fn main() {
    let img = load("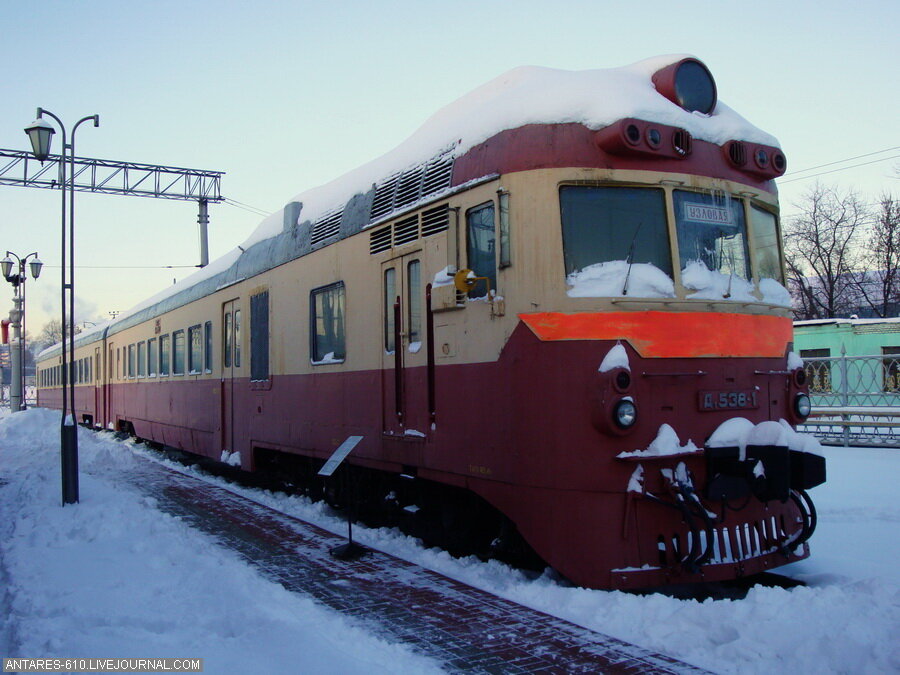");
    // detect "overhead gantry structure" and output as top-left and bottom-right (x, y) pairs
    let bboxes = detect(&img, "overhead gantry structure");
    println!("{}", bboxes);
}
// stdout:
(0, 148), (225, 267)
